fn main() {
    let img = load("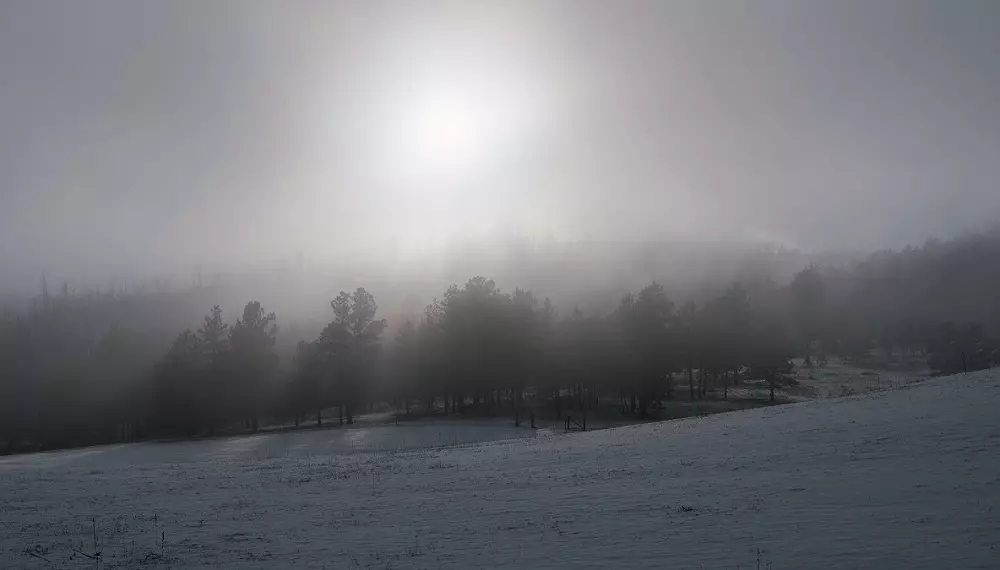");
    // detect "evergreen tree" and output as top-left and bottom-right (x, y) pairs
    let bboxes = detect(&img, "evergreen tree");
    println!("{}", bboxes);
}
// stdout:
(320, 288), (386, 424)
(229, 301), (278, 431)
